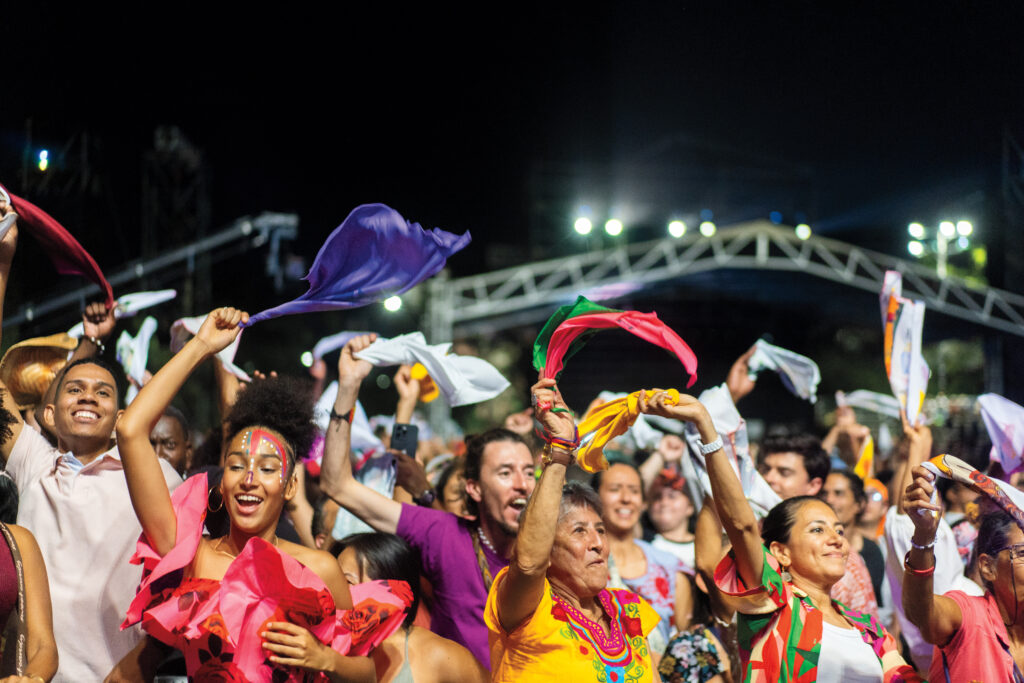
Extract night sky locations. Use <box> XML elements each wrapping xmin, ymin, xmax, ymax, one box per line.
<box><xmin>4</xmin><ymin>4</ymin><xmax>1024</xmax><ymax>419</ymax></box>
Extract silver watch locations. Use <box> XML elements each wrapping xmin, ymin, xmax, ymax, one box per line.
<box><xmin>697</xmin><ymin>436</ymin><xmax>723</xmax><ymax>455</ymax></box>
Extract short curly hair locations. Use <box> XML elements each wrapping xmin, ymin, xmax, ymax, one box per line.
<box><xmin>224</xmin><ymin>376</ymin><xmax>316</xmax><ymax>476</ymax></box>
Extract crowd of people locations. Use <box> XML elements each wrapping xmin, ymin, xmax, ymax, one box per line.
<box><xmin>0</xmin><ymin>194</ymin><xmax>1022</xmax><ymax>683</ymax></box>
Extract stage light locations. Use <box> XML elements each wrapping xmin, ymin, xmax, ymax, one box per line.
<box><xmin>769</xmin><ymin>211</ymin><xmax>782</xmax><ymax>224</ymax></box>
<box><xmin>908</xmin><ymin>222</ymin><xmax>926</xmax><ymax>239</ymax></box>
<box><xmin>908</xmin><ymin>240</ymin><xmax>925</xmax><ymax>257</ymax></box>
<box><xmin>939</xmin><ymin>221</ymin><xmax>956</xmax><ymax>238</ymax></box>
<box><xmin>957</xmin><ymin>236</ymin><xmax>970</xmax><ymax>249</ymax></box>
<box><xmin>668</xmin><ymin>220</ymin><xmax>686</xmax><ymax>238</ymax></box>
<box><xmin>604</xmin><ymin>219</ymin><xmax>623</xmax><ymax>236</ymax></box>
<box><xmin>956</xmin><ymin>220</ymin><xmax>973</xmax><ymax>236</ymax></box>
<box><xmin>300</xmin><ymin>351</ymin><xmax>314</xmax><ymax>368</ymax></box>
<box><xmin>37</xmin><ymin>150</ymin><xmax>49</xmax><ymax>172</ymax></box>
<box><xmin>795</xmin><ymin>224</ymin><xmax>812</xmax><ymax>240</ymax></box>
<box><xmin>384</xmin><ymin>296</ymin><xmax>402</xmax><ymax>312</ymax></box>
<box><xmin>699</xmin><ymin>221</ymin><xmax>716</xmax><ymax>237</ymax></box>
<box><xmin>574</xmin><ymin>217</ymin><xmax>593</xmax><ymax>235</ymax></box>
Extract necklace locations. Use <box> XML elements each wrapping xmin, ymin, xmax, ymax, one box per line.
<box><xmin>477</xmin><ymin>526</ymin><xmax>497</xmax><ymax>554</ymax></box>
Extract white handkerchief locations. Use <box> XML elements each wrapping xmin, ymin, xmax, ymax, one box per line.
<box><xmin>747</xmin><ymin>339</ymin><xmax>821</xmax><ymax>403</ymax></box>
<box><xmin>353</xmin><ymin>332</ymin><xmax>509</xmax><ymax>407</ymax></box>
<box><xmin>67</xmin><ymin>289</ymin><xmax>177</xmax><ymax>338</ymax></box>
<box><xmin>170</xmin><ymin>315</ymin><xmax>250</xmax><ymax>381</ymax></box>
<box><xmin>682</xmin><ymin>383</ymin><xmax>782</xmax><ymax>518</ymax></box>
<box><xmin>838</xmin><ymin>390</ymin><xmax>903</xmax><ymax>419</ymax></box>
<box><xmin>978</xmin><ymin>393</ymin><xmax>1024</xmax><ymax>476</ymax></box>
<box><xmin>116</xmin><ymin>316</ymin><xmax>158</xmax><ymax>404</ymax></box>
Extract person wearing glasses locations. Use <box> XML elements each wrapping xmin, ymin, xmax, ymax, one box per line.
<box><xmin>903</xmin><ymin>466</ymin><xmax>1024</xmax><ymax>681</ymax></box>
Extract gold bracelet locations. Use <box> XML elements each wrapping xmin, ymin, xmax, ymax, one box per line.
<box><xmin>541</xmin><ymin>443</ymin><xmax>575</xmax><ymax>468</ymax></box>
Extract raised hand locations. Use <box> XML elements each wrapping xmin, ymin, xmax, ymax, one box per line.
<box><xmin>394</xmin><ymin>365</ymin><xmax>420</xmax><ymax>402</ymax></box>
<box><xmin>531</xmin><ymin>377</ymin><xmax>575</xmax><ymax>443</ymax></box>
<box><xmin>503</xmin><ymin>408</ymin><xmax>534</xmax><ymax>437</ymax></box>
<box><xmin>338</xmin><ymin>334</ymin><xmax>377</xmax><ymax>386</ymax></box>
<box><xmin>658</xmin><ymin>433</ymin><xmax>687</xmax><ymax>463</ymax></box>
<box><xmin>194</xmin><ymin>307</ymin><xmax>247</xmax><ymax>356</ymax></box>
<box><xmin>83</xmin><ymin>300</ymin><xmax>117</xmax><ymax>342</ymax></box>
<box><xmin>903</xmin><ymin>465</ymin><xmax>941</xmax><ymax>541</ymax></box>
<box><xmin>901</xmin><ymin>411</ymin><xmax>933</xmax><ymax>464</ymax></box>
<box><xmin>309</xmin><ymin>358</ymin><xmax>327</xmax><ymax>381</ymax></box>
<box><xmin>726</xmin><ymin>346</ymin><xmax>757</xmax><ymax>403</ymax></box>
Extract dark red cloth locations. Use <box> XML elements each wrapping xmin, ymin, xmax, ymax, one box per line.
<box><xmin>0</xmin><ymin>183</ymin><xmax>113</xmax><ymax>308</ymax></box>
<box><xmin>0</xmin><ymin>536</ymin><xmax>17</xmax><ymax>629</ymax></box>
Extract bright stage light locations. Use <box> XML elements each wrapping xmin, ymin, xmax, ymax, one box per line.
<box><xmin>699</xmin><ymin>221</ymin><xmax>716</xmax><ymax>237</ymax></box>
<box><xmin>956</xmin><ymin>220</ymin><xmax>973</xmax><ymax>236</ymax></box>
<box><xmin>795</xmin><ymin>224</ymin><xmax>812</xmax><ymax>240</ymax></box>
<box><xmin>908</xmin><ymin>240</ymin><xmax>925</xmax><ymax>257</ymax></box>
<box><xmin>604</xmin><ymin>219</ymin><xmax>623</xmax><ymax>236</ymax></box>
<box><xmin>574</xmin><ymin>217</ymin><xmax>593</xmax><ymax>235</ymax></box>
<box><xmin>300</xmin><ymin>351</ymin><xmax>314</xmax><ymax>368</ymax></box>
<box><xmin>957</xmin><ymin>236</ymin><xmax>970</xmax><ymax>249</ymax></box>
<box><xmin>668</xmin><ymin>220</ymin><xmax>686</xmax><ymax>238</ymax></box>
<box><xmin>939</xmin><ymin>221</ymin><xmax>956</xmax><ymax>238</ymax></box>
<box><xmin>37</xmin><ymin>150</ymin><xmax>49</xmax><ymax>172</ymax></box>
<box><xmin>908</xmin><ymin>222</ymin><xmax>926</xmax><ymax>239</ymax></box>
<box><xmin>384</xmin><ymin>296</ymin><xmax>402</xmax><ymax>312</ymax></box>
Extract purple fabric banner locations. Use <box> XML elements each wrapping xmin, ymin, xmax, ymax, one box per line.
<box><xmin>243</xmin><ymin>204</ymin><xmax>470</xmax><ymax>326</ymax></box>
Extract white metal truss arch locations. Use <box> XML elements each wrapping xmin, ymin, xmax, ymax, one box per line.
<box><xmin>425</xmin><ymin>219</ymin><xmax>1024</xmax><ymax>343</ymax></box>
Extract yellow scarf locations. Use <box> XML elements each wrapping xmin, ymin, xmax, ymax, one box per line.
<box><xmin>576</xmin><ymin>388</ymin><xmax>680</xmax><ymax>472</ymax></box>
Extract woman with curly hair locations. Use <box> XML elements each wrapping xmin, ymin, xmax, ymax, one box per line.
<box><xmin>116</xmin><ymin>308</ymin><xmax>409</xmax><ymax>682</ymax></box>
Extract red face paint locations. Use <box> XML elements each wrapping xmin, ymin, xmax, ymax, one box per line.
<box><xmin>247</xmin><ymin>428</ymin><xmax>290</xmax><ymax>483</ymax></box>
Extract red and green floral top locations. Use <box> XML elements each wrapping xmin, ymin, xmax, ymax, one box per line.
<box><xmin>714</xmin><ymin>545</ymin><xmax>922</xmax><ymax>683</ymax></box>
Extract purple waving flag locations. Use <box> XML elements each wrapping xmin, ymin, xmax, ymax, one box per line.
<box><xmin>243</xmin><ymin>204</ymin><xmax>471</xmax><ymax>326</ymax></box>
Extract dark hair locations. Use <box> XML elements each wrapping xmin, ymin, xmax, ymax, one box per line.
<box><xmin>974</xmin><ymin>509</ymin><xmax>1017</xmax><ymax>590</ymax></box>
<box><xmin>224</xmin><ymin>376</ymin><xmax>315</xmax><ymax>477</ymax></box>
<box><xmin>827</xmin><ymin>469</ymin><xmax>866</xmax><ymax>506</ymax></box>
<box><xmin>760</xmin><ymin>495</ymin><xmax>823</xmax><ymax>547</ymax></box>
<box><xmin>0</xmin><ymin>473</ymin><xmax>18</xmax><ymax>524</ymax></box>
<box><xmin>591</xmin><ymin>459</ymin><xmax>645</xmax><ymax>501</ymax></box>
<box><xmin>55</xmin><ymin>357</ymin><xmax>126</xmax><ymax>408</ymax></box>
<box><xmin>0</xmin><ymin>389</ymin><xmax>18</xmax><ymax>447</ymax></box>
<box><xmin>435</xmin><ymin>457</ymin><xmax>465</xmax><ymax>501</ymax></box>
<box><xmin>161</xmin><ymin>405</ymin><xmax>191</xmax><ymax>441</ymax></box>
<box><xmin>338</xmin><ymin>533</ymin><xmax>421</xmax><ymax>628</ymax></box>
<box><xmin>463</xmin><ymin>428</ymin><xmax>530</xmax><ymax>516</ymax></box>
<box><xmin>761</xmin><ymin>433</ymin><xmax>830</xmax><ymax>485</ymax></box>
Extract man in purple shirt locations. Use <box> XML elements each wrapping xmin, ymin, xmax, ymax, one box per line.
<box><xmin>321</xmin><ymin>334</ymin><xmax>536</xmax><ymax>669</ymax></box>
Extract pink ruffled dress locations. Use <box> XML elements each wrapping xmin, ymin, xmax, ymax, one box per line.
<box><xmin>122</xmin><ymin>474</ymin><xmax>411</xmax><ymax>682</ymax></box>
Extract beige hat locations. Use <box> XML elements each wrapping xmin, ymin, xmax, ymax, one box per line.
<box><xmin>0</xmin><ymin>333</ymin><xmax>78</xmax><ymax>409</ymax></box>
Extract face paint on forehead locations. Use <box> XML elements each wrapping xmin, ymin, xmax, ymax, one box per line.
<box><xmin>243</xmin><ymin>428</ymin><xmax>290</xmax><ymax>483</ymax></box>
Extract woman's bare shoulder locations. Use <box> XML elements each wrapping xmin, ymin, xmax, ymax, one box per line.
<box><xmin>409</xmin><ymin>626</ymin><xmax>488</xmax><ymax>683</ymax></box>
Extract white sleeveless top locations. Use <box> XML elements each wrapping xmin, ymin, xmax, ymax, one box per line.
<box><xmin>816</xmin><ymin>620</ymin><xmax>884</xmax><ymax>683</ymax></box>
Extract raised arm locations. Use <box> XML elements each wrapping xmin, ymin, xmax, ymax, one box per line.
<box><xmin>893</xmin><ymin>414</ymin><xmax>932</xmax><ymax>511</ymax></box>
<box><xmin>115</xmin><ymin>307</ymin><xmax>247</xmax><ymax>556</ymax></box>
<box><xmin>640</xmin><ymin>391</ymin><xmax>764</xmax><ymax>589</ymax></box>
<box><xmin>901</xmin><ymin>464</ymin><xmax>962</xmax><ymax>646</ymax></box>
<box><xmin>319</xmin><ymin>334</ymin><xmax>402</xmax><ymax>535</ymax></box>
<box><xmin>496</xmin><ymin>377</ymin><xmax>576</xmax><ymax>633</ymax></box>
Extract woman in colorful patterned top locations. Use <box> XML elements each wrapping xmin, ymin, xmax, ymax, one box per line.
<box><xmin>484</xmin><ymin>378</ymin><xmax>662</xmax><ymax>681</ymax></box>
<box><xmin>117</xmin><ymin>308</ymin><xmax>405</xmax><ymax>682</ymax></box>
<box><xmin>639</xmin><ymin>391</ymin><xmax>921</xmax><ymax>683</ymax></box>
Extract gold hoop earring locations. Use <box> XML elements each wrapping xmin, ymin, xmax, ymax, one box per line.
<box><xmin>208</xmin><ymin>485</ymin><xmax>224</xmax><ymax>513</ymax></box>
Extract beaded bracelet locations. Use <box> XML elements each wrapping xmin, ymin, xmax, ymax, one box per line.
<box><xmin>910</xmin><ymin>536</ymin><xmax>936</xmax><ymax>550</ymax></box>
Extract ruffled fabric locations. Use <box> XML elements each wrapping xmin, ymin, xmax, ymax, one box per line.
<box><xmin>123</xmin><ymin>474</ymin><xmax>411</xmax><ymax>682</ymax></box>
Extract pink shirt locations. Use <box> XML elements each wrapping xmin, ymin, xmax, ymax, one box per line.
<box><xmin>929</xmin><ymin>590</ymin><xmax>1020</xmax><ymax>683</ymax></box>
<box><xmin>8</xmin><ymin>426</ymin><xmax>181</xmax><ymax>682</ymax></box>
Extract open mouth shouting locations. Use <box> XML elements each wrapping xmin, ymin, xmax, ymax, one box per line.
<box><xmin>234</xmin><ymin>493</ymin><xmax>264</xmax><ymax>515</ymax></box>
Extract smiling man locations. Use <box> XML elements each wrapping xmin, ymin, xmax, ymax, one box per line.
<box><xmin>0</xmin><ymin>357</ymin><xmax>182</xmax><ymax>681</ymax></box>
<box><xmin>320</xmin><ymin>335</ymin><xmax>536</xmax><ymax>669</ymax></box>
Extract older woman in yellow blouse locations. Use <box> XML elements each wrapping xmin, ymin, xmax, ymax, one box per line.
<box><xmin>484</xmin><ymin>378</ymin><xmax>662</xmax><ymax>682</ymax></box>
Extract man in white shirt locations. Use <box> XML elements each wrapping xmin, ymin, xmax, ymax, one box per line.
<box><xmin>1</xmin><ymin>357</ymin><xmax>181</xmax><ymax>681</ymax></box>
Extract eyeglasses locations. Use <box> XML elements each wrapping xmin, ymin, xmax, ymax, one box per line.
<box><xmin>991</xmin><ymin>543</ymin><xmax>1024</xmax><ymax>562</ymax></box>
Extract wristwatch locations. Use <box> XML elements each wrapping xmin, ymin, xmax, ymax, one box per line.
<box><xmin>697</xmin><ymin>436</ymin><xmax>724</xmax><ymax>455</ymax></box>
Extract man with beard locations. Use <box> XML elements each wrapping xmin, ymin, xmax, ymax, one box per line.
<box><xmin>321</xmin><ymin>334</ymin><xmax>535</xmax><ymax>669</ymax></box>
